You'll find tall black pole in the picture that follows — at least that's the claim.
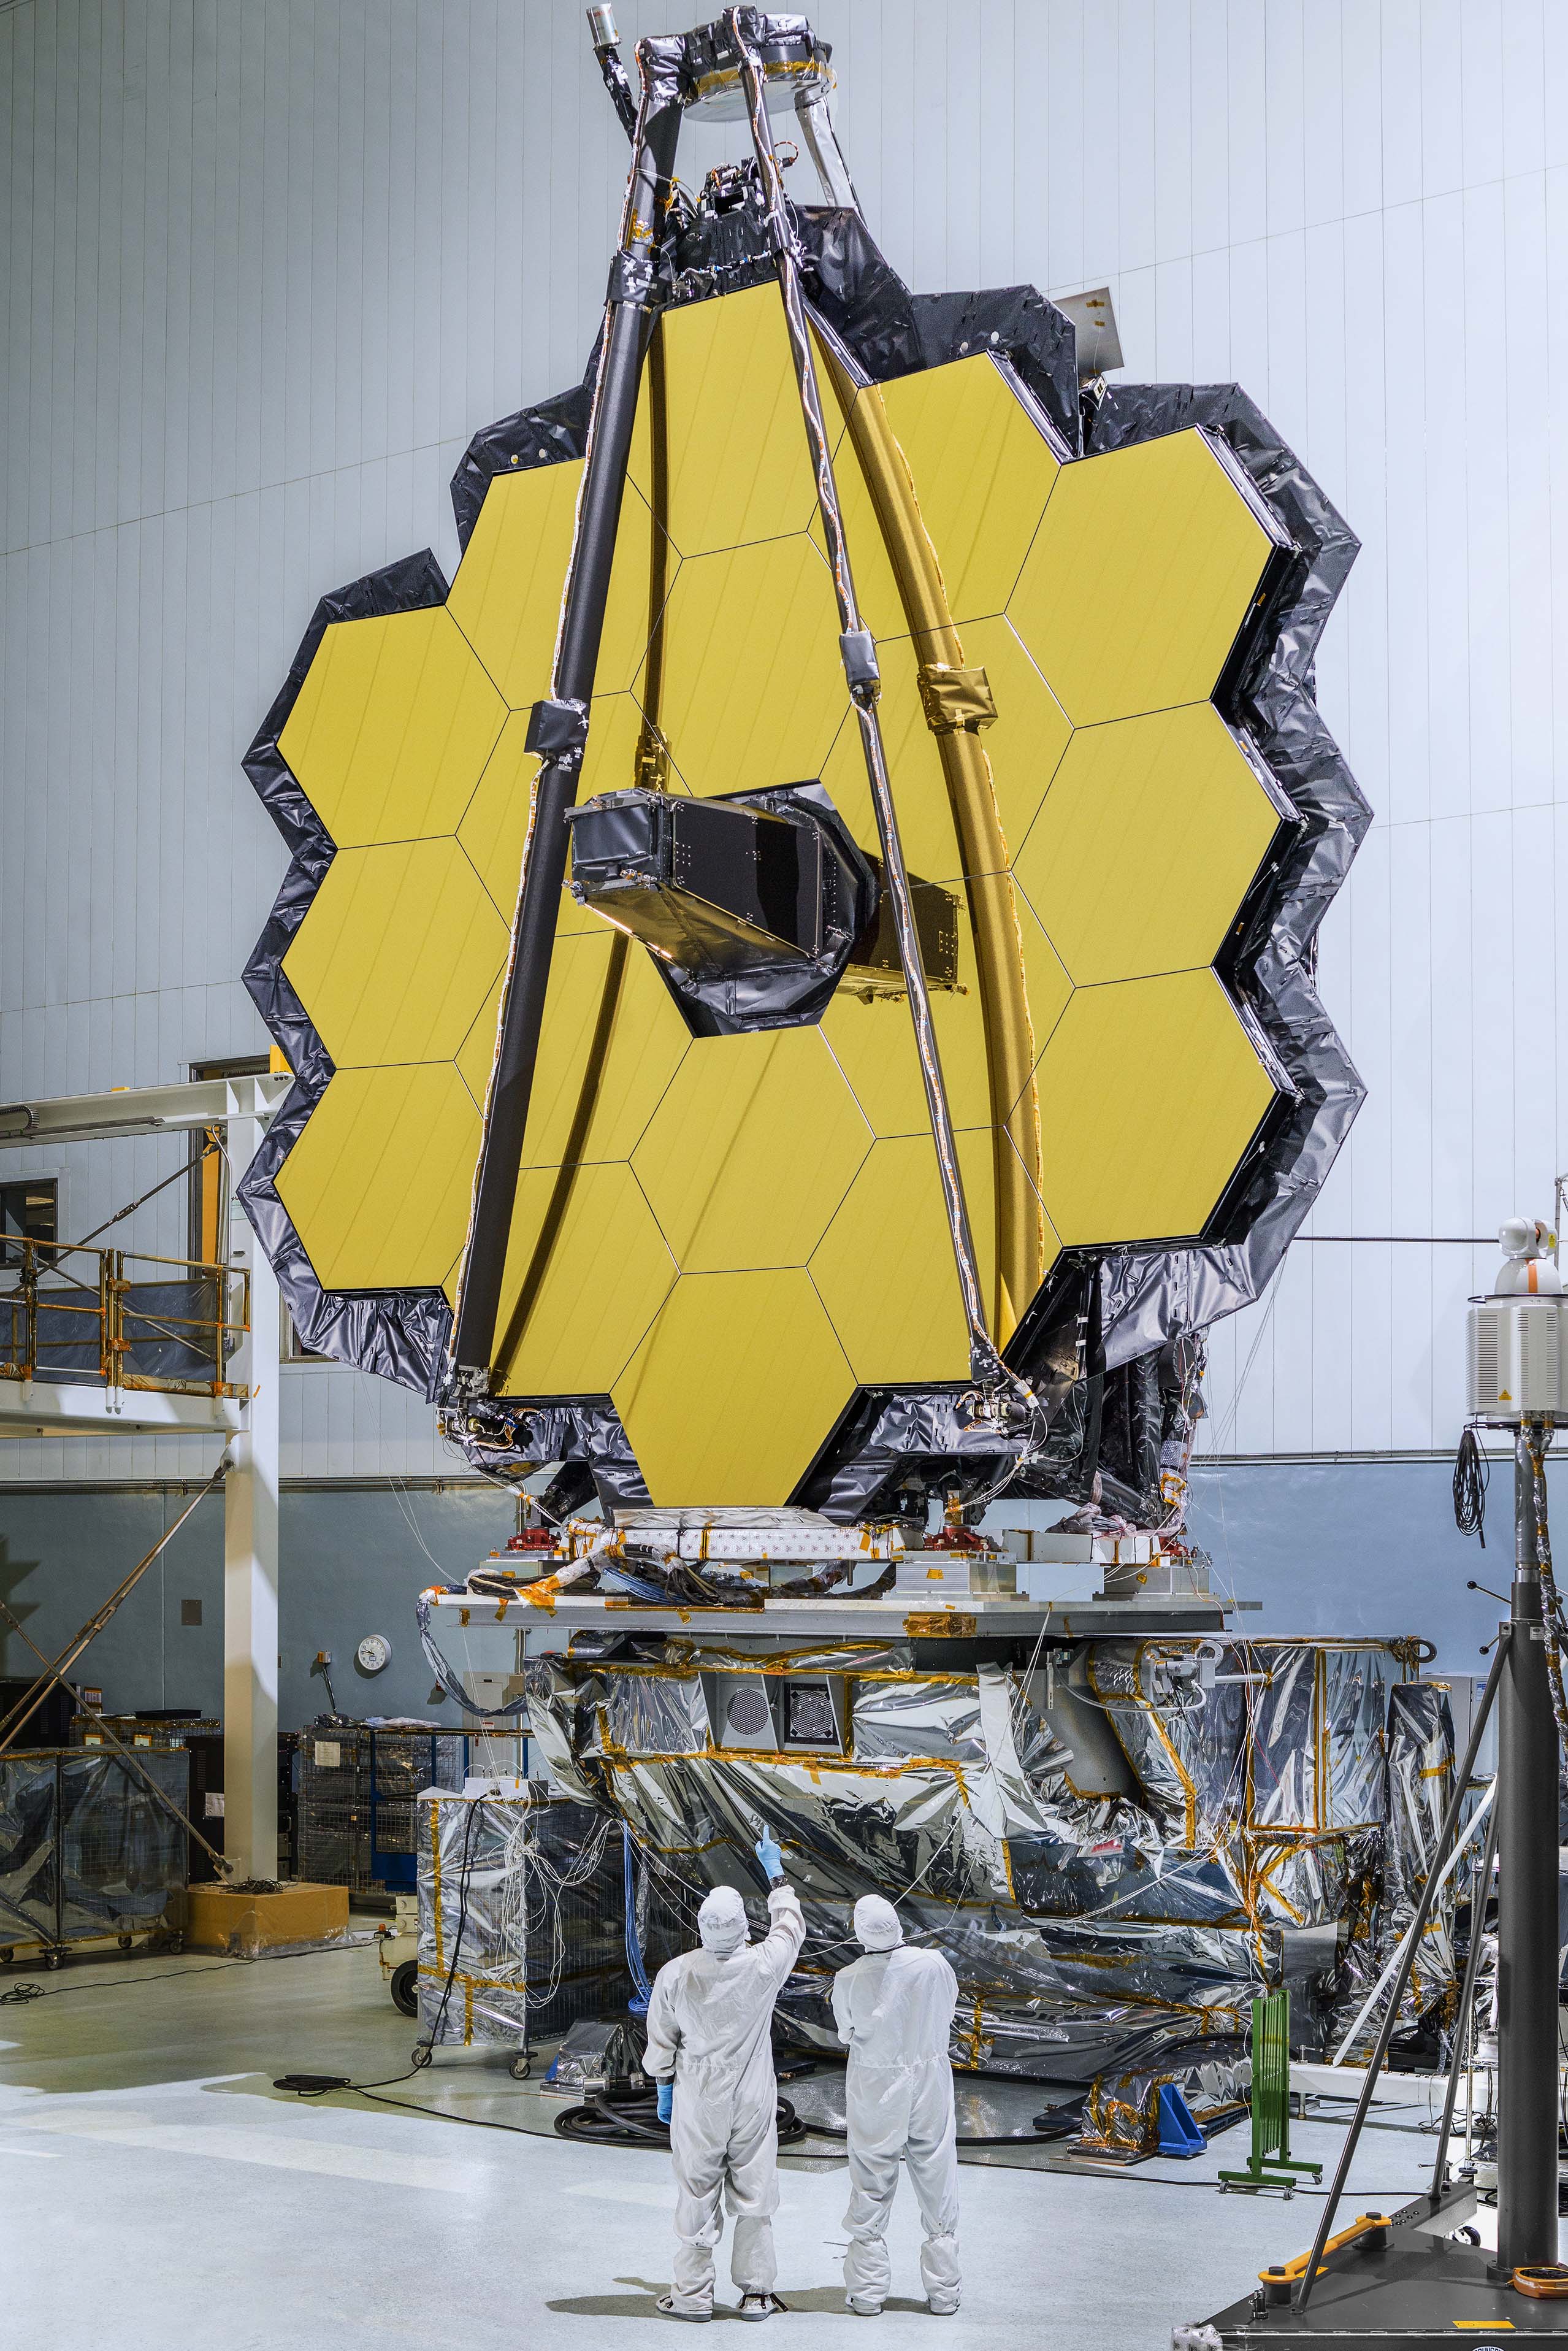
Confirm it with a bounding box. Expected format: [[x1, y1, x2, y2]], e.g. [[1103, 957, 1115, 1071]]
[[1495, 1416, 1561, 2272], [449, 67, 681, 1386]]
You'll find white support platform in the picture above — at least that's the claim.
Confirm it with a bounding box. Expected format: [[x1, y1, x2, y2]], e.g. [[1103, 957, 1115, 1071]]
[[0, 1075, 285, 1878], [0, 1381, 242, 1436], [1293, 2062, 1448, 2109], [427, 1590, 1231, 1643]]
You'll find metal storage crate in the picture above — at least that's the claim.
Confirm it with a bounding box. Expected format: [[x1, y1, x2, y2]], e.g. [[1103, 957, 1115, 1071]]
[[0, 1747, 188, 1958], [72, 1712, 218, 1751], [296, 1727, 465, 1894], [417, 1787, 633, 2049]]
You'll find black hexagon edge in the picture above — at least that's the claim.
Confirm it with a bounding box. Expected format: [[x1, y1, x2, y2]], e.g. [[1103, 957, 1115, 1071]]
[[236, 548, 459, 1403], [800, 374, 1370, 1519], [237, 204, 1365, 1520]]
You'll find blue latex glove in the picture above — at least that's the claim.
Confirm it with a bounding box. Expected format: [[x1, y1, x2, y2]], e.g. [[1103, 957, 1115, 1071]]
[[656, 2081, 673, 2125], [755, 1825, 784, 1883]]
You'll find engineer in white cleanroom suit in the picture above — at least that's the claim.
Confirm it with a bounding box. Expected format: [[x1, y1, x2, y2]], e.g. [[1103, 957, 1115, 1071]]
[[832, 1893, 962, 2316], [643, 1830, 805, 2323]]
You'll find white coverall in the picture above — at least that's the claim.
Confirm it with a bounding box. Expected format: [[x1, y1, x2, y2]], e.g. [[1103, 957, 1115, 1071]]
[[644, 1882, 806, 2316], [831, 1895, 962, 2314]]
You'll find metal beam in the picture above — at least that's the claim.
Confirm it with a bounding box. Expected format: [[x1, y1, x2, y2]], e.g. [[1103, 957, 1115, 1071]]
[[0, 1073, 288, 1149], [0, 1382, 242, 1436], [426, 1590, 1230, 1640]]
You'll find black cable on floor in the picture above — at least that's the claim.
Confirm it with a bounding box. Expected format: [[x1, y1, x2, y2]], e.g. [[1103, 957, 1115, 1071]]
[[346, 2085, 540, 2134], [794, 2113, 1079, 2148], [327, 2081, 1438, 2200], [0, 1915, 1446, 2205], [253, 2064, 1440, 2201], [274, 1800, 486, 2106], [552, 2089, 806, 2149]]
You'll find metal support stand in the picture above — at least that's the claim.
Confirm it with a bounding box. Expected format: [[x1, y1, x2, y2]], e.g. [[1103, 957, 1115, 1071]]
[[1218, 1990, 1323, 2192], [1427, 1784, 1501, 2201], [1195, 1418, 1564, 2339]]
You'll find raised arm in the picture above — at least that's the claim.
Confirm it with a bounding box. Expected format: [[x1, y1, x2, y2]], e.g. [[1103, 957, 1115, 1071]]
[[757, 1882, 806, 1990]]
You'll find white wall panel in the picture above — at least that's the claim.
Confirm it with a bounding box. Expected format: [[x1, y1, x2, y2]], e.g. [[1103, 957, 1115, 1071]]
[[1, 0, 1562, 1479]]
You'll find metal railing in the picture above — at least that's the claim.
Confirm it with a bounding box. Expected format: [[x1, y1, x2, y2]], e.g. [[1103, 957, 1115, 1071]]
[[0, 1234, 250, 1398]]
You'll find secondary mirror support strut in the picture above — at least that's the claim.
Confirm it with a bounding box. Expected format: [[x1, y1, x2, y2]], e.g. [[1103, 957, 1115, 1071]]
[[725, 4, 1005, 1398]]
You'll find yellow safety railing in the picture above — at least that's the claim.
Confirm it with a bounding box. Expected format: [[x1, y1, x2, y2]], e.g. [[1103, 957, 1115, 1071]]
[[0, 1234, 250, 1398]]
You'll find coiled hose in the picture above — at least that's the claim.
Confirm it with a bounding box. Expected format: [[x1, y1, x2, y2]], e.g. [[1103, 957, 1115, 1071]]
[[553, 2087, 808, 2147], [798, 2106, 1082, 2147], [551, 2079, 1079, 2150]]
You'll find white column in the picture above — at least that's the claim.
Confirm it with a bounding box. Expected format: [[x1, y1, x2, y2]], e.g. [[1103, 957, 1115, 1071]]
[[223, 1103, 280, 1881]]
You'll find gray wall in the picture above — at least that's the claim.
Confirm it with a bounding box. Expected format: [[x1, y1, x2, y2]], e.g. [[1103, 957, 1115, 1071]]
[[0, 1484, 514, 1730], [1, 1456, 1535, 1731], [987, 1454, 1537, 1678], [1185, 1460, 1522, 1672]]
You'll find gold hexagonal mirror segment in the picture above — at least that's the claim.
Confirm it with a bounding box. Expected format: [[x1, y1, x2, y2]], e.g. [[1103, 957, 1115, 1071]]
[[1007, 429, 1282, 726], [448, 458, 671, 706], [810, 1129, 1020, 1386], [479, 1161, 678, 1399], [282, 837, 508, 1070], [613, 1270, 857, 1508], [277, 1064, 480, 1293], [477, 929, 691, 1173], [279, 607, 506, 846], [632, 1029, 873, 1273], [628, 284, 822, 556], [1014, 702, 1287, 986], [1034, 969, 1276, 1246]]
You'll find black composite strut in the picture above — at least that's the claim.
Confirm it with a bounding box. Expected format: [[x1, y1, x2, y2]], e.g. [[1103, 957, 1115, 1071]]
[[1495, 1419, 1561, 2272], [448, 54, 681, 1387]]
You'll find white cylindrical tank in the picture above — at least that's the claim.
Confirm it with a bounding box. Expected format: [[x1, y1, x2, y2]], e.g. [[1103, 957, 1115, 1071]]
[[1467, 1218, 1568, 1422]]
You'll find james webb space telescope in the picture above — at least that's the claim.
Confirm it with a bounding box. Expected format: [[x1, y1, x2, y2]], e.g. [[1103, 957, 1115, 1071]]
[[234, 9, 1387, 2122], [239, 6, 1365, 1549]]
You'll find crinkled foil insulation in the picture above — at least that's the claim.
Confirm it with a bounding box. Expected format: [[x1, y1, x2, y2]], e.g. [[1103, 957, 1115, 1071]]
[[416, 1786, 632, 2047], [521, 1633, 1456, 2152]]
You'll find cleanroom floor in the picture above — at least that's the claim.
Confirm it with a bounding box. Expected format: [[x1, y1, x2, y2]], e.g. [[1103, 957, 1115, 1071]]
[[0, 1943, 1497, 2351]]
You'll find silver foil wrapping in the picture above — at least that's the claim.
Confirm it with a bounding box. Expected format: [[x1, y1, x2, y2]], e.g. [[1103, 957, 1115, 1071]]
[[416, 1785, 630, 2048], [524, 1634, 1455, 2153], [1379, 1679, 1459, 2033]]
